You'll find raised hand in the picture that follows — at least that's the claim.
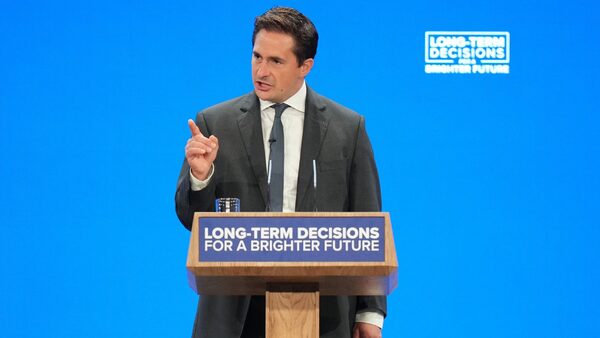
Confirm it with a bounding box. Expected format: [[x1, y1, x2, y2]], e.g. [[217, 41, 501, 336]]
[[185, 119, 219, 180]]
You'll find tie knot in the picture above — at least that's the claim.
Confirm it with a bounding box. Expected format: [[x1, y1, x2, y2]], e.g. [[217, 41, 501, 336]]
[[271, 103, 289, 118]]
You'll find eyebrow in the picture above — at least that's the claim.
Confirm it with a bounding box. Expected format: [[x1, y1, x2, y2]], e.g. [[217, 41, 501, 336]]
[[254, 51, 285, 64]]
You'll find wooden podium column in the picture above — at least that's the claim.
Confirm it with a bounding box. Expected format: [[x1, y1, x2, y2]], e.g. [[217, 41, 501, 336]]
[[266, 283, 319, 338]]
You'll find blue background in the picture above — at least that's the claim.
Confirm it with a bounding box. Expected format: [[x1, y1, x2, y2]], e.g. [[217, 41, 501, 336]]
[[1, 1, 598, 337]]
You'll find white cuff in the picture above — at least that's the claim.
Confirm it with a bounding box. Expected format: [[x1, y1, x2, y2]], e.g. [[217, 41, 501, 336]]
[[355, 310, 384, 329], [189, 164, 214, 191]]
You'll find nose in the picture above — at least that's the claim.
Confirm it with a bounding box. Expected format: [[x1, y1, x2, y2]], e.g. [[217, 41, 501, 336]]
[[255, 63, 270, 78]]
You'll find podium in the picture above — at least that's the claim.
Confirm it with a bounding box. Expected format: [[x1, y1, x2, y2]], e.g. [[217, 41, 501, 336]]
[[187, 212, 398, 338]]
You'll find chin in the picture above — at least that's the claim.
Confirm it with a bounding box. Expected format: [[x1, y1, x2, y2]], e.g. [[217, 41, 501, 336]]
[[255, 90, 272, 101]]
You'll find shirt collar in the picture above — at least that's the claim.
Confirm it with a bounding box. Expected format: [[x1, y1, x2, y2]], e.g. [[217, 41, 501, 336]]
[[259, 81, 307, 113]]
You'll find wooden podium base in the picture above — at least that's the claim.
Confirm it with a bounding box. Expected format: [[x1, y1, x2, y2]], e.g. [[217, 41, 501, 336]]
[[266, 283, 319, 338], [187, 212, 399, 337]]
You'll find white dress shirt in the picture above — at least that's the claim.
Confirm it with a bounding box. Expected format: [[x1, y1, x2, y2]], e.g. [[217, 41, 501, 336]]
[[189, 81, 383, 328], [259, 81, 306, 212]]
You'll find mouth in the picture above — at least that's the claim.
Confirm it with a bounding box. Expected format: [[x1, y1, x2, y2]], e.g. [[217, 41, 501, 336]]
[[254, 80, 273, 92]]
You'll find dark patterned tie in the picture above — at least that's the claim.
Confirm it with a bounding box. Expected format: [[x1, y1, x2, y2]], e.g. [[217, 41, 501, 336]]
[[268, 103, 289, 211]]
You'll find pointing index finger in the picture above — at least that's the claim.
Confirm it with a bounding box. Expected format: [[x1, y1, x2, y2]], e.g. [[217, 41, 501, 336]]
[[188, 119, 201, 137]]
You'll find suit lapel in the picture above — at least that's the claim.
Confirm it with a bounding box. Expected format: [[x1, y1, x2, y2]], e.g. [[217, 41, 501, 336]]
[[236, 93, 269, 207], [295, 87, 331, 210]]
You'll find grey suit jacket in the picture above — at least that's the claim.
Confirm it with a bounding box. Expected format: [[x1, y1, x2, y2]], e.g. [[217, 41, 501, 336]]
[[176, 87, 386, 337]]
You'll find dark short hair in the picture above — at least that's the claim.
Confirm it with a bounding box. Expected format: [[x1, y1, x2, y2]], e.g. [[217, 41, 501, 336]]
[[252, 7, 318, 66]]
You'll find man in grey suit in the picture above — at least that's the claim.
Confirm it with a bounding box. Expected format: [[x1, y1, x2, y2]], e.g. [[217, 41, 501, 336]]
[[176, 7, 386, 338]]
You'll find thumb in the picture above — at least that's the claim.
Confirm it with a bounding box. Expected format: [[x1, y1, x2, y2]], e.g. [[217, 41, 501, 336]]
[[208, 135, 219, 148]]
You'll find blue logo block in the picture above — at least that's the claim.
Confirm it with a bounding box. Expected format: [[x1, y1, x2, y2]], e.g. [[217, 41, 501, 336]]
[[198, 216, 385, 262], [425, 31, 510, 74]]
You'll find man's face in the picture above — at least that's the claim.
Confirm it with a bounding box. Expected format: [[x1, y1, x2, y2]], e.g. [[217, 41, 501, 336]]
[[252, 30, 313, 103]]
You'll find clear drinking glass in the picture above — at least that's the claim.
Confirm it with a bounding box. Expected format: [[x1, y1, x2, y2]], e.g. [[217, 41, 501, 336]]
[[215, 198, 240, 212]]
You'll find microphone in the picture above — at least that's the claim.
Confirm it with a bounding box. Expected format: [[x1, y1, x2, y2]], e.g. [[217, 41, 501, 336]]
[[312, 159, 318, 212], [266, 159, 272, 212], [266, 135, 276, 211]]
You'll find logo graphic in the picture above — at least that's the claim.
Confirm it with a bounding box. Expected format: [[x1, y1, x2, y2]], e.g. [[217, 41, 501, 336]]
[[425, 31, 510, 74]]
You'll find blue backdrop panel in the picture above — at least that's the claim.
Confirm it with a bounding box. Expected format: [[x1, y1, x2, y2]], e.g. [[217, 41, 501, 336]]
[[1, 1, 598, 337]]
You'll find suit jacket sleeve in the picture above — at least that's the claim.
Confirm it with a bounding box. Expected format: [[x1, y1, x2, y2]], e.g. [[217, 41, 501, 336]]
[[349, 116, 382, 212], [350, 116, 387, 317]]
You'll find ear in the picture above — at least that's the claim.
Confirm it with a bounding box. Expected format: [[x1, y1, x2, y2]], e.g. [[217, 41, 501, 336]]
[[300, 58, 314, 77]]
